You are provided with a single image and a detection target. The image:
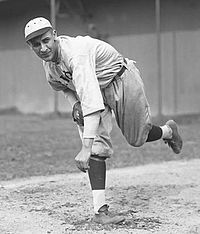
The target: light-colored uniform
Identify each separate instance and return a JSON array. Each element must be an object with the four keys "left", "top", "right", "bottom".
[{"left": 43, "top": 35, "right": 152, "bottom": 157}]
